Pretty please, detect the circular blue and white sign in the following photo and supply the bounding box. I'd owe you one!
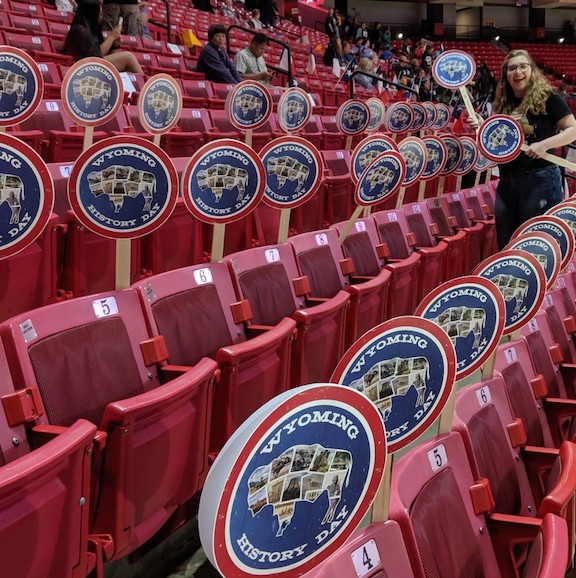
[354,150,406,207]
[277,87,312,133]
[68,136,178,239]
[182,138,266,225]
[199,384,387,578]
[546,202,576,241]
[421,101,438,131]
[226,80,273,131]
[398,136,427,186]
[384,101,413,134]
[0,46,43,127]
[421,136,448,180]
[409,102,427,133]
[440,135,463,175]
[336,99,370,135]
[512,215,575,271]
[473,250,546,334]
[454,136,478,176]
[415,276,505,379]
[138,73,183,135]
[61,57,123,126]
[260,136,323,209]
[365,97,386,132]
[0,133,54,258]
[477,115,523,163]
[474,150,493,172]
[350,134,398,184]
[431,102,451,132]
[504,232,562,291]
[332,316,456,452]
[432,50,476,89]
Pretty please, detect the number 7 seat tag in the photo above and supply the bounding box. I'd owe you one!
[351,539,381,578]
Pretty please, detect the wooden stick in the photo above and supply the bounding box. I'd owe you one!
[0,127,6,133]
[481,350,497,381]
[362,206,371,218]
[277,208,291,243]
[395,186,406,209]
[519,144,576,172]
[459,86,477,131]
[211,223,226,262]
[83,125,94,151]
[371,455,393,523]
[437,176,445,197]
[417,180,427,202]
[153,134,161,147]
[455,175,462,193]
[345,135,353,151]
[474,170,482,187]
[245,129,253,148]
[339,205,363,243]
[115,238,132,290]
[438,385,456,434]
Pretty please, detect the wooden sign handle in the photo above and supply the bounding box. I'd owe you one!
[153,134,161,147]
[395,186,406,209]
[459,86,477,132]
[115,238,131,290]
[417,180,427,202]
[371,455,393,523]
[277,208,291,243]
[520,143,576,172]
[437,176,446,197]
[211,223,226,262]
[339,205,363,243]
[83,125,94,152]
[345,135,353,151]
[245,129,253,148]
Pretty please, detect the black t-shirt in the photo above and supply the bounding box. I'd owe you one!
[499,91,572,175]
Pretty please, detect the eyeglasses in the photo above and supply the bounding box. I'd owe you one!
[506,63,531,73]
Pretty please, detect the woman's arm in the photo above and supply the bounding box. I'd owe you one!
[525,113,576,158]
[100,24,122,56]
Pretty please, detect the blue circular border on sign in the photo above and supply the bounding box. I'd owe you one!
[478,115,523,164]
[277,87,312,133]
[61,57,123,127]
[384,101,413,134]
[260,136,323,209]
[204,384,387,578]
[68,135,178,239]
[421,101,438,131]
[421,136,448,180]
[336,99,370,135]
[0,46,44,127]
[474,150,492,172]
[415,276,505,379]
[431,102,451,132]
[331,316,456,453]
[350,134,398,184]
[473,250,546,335]
[409,102,427,133]
[354,150,406,207]
[398,136,427,186]
[432,50,476,89]
[440,135,463,175]
[182,138,266,224]
[138,73,183,135]
[226,81,273,131]
[454,136,478,176]
[366,97,386,132]
[0,132,54,258]
[546,203,576,240]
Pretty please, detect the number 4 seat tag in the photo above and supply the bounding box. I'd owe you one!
[351,539,381,578]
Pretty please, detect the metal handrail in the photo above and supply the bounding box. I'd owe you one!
[274,14,302,41]
[348,70,418,99]
[149,0,171,43]
[226,24,294,87]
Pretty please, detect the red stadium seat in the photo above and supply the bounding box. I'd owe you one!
[0,290,217,560]
[179,79,215,108]
[463,184,498,260]
[321,150,354,224]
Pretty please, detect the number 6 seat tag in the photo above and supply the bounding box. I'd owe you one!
[351,539,381,578]
[93,296,119,318]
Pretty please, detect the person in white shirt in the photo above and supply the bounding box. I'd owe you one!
[234,33,274,83]
[247,9,264,29]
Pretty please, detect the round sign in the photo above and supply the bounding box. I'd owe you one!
[259,136,323,209]
[365,97,386,132]
[225,80,273,131]
[440,135,463,175]
[137,73,183,135]
[474,150,493,173]
[0,133,54,258]
[421,102,438,131]
[336,99,370,135]
[432,50,476,89]
[409,102,427,133]
[0,46,44,127]
[68,136,178,239]
[546,202,576,240]
[331,316,456,453]
[421,136,448,180]
[477,115,523,163]
[350,134,398,184]
[354,151,406,207]
[199,384,387,578]
[182,138,266,225]
[512,215,575,271]
[431,102,451,132]
[415,276,505,379]
[454,136,478,176]
[473,250,546,334]
[398,136,427,186]
[504,232,562,291]
[61,57,123,126]
[277,87,312,133]
[384,101,413,134]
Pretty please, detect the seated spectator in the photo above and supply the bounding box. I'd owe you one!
[196,24,242,84]
[323,37,342,67]
[247,9,264,29]
[354,57,375,91]
[234,33,274,83]
[220,0,238,20]
[341,40,355,65]
[62,0,143,73]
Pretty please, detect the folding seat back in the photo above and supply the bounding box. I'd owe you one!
[303,521,415,578]
[289,229,389,345]
[320,150,354,224]
[297,113,324,150]
[132,262,295,452]
[206,108,242,140]
[8,13,49,35]
[223,243,349,386]
[372,209,421,316]
[10,1,45,16]
[211,83,236,109]
[541,288,576,366]
[320,115,347,150]
[179,79,214,108]
[0,291,217,559]
[463,185,497,260]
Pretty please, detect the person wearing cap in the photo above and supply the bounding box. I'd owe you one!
[196,24,242,84]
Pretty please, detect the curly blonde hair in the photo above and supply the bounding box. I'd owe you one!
[493,49,552,116]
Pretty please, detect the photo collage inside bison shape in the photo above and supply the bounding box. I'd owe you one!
[433,306,486,348]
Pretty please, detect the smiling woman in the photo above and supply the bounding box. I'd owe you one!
[491,49,576,249]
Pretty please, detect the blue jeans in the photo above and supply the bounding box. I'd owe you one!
[495,164,563,249]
